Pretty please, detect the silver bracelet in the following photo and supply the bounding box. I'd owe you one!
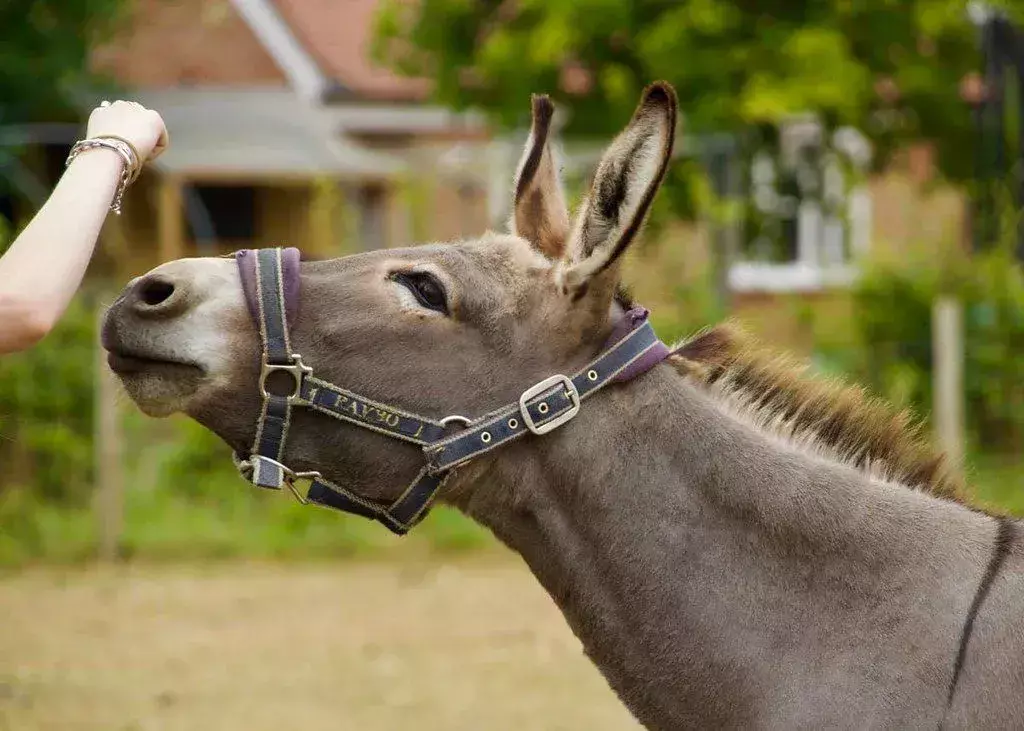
[65,138,140,215]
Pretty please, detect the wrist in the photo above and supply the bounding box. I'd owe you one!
[66,144,126,176]
[65,137,139,215]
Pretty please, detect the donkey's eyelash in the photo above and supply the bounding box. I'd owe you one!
[390,271,449,315]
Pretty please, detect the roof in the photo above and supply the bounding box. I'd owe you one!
[126,88,406,179]
[271,0,429,102]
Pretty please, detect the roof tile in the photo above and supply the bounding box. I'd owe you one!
[272,0,429,101]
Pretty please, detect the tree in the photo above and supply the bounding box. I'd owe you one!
[374,0,1021,190]
[0,0,128,210]
[0,0,127,124]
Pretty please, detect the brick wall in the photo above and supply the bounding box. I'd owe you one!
[91,0,286,87]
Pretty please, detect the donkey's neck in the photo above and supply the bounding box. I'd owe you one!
[446,364,997,729]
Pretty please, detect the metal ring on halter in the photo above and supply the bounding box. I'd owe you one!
[439,415,471,428]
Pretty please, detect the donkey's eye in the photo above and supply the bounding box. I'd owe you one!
[391,272,449,315]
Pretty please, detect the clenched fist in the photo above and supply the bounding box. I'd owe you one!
[86,99,169,164]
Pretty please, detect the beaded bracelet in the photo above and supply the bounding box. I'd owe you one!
[64,137,141,215]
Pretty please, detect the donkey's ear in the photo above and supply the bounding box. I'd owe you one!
[510,94,570,259]
[558,82,677,301]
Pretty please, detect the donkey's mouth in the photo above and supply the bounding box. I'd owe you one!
[104,346,208,418]
[106,349,203,377]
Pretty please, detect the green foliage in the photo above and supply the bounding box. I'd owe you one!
[968,453,1024,515]
[0,0,128,124]
[0,470,494,568]
[0,488,97,567]
[373,0,1016,188]
[0,0,129,207]
[0,292,98,503]
[651,274,724,344]
[820,245,1024,454]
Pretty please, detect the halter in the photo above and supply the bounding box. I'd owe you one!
[233,247,673,535]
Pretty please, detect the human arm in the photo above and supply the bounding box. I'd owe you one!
[0,100,167,354]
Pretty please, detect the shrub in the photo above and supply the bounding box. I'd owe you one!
[0,290,99,503]
[821,244,1024,454]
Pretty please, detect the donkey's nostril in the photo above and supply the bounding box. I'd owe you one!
[139,278,175,307]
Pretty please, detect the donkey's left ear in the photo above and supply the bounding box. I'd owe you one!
[510,94,571,259]
[558,82,677,301]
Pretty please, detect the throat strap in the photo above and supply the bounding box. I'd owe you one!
[234,247,674,535]
[424,320,665,474]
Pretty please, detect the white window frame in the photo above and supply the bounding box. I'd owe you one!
[729,118,872,294]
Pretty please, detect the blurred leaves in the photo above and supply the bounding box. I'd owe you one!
[373,0,1012,196]
[0,289,97,503]
[0,0,129,123]
[823,240,1024,454]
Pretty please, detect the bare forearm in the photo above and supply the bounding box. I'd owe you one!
[0,149,122,352]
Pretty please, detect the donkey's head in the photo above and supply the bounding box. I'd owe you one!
[102,83,677,505]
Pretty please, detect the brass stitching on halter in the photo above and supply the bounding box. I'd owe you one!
[303,401,436,446]
[305,376,446,425]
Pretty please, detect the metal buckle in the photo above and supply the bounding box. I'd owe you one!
[260,353,312,402]
[246,456,321,504]
[519,374,580,436]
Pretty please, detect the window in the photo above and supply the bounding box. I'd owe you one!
[184,184,258,250]
[730,118,872,293]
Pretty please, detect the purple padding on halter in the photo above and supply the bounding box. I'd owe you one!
[235,247,302,327]
[602,307,672,383]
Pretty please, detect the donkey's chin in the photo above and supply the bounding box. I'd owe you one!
[109,356,206,417]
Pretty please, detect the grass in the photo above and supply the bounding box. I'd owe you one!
[2,418,1022,569]
[0,473,495,569]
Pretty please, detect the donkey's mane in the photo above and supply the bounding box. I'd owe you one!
[670,322,967,503]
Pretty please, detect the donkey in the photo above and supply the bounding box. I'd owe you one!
[101,82,1024,729]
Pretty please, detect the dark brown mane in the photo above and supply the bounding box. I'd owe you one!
[671,322,967,503]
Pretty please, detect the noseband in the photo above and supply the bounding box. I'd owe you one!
[233,247,672,535]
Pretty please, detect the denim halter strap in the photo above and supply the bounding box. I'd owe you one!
[233,247,673,535]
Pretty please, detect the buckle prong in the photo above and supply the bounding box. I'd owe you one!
[519,374,580,435]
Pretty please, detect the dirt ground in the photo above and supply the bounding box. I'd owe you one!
[0,556,641,731]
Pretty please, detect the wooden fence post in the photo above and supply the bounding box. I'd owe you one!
[94,297,124,561]
[932,296,965,476]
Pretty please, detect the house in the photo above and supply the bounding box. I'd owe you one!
[81,0,499,276]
